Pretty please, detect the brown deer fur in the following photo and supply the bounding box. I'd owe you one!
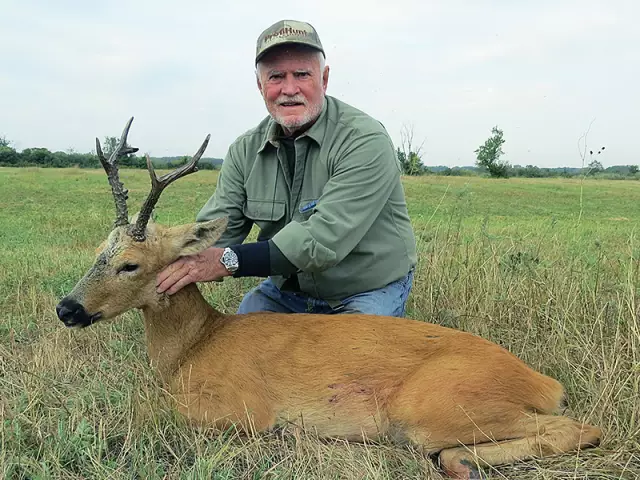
[57,215,602,479]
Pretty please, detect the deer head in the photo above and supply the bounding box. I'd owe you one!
[56,117,227,328]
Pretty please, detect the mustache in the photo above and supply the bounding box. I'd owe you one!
[276,95,307,105]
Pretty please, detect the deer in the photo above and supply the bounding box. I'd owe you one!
[55,118,601,479]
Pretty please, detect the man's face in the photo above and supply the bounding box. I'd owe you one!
[257,46,329,135]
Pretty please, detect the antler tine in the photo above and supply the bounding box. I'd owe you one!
[129,134,211,241]
[96,116,140,227]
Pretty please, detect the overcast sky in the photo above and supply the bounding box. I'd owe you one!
[1,0,637,168]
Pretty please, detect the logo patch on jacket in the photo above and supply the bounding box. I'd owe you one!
[299,200,317,213]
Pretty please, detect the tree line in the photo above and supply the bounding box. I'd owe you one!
[0,135,221,170]
[396,125,639,179]
[2,130,638,179]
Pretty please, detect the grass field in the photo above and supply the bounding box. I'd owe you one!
[1,166,639,479]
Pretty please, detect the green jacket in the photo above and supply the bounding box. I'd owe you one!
[197,95,417,305]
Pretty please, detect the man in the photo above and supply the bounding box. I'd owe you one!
[157,19,418,317]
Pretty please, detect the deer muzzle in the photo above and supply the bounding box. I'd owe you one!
[56,297,103,328]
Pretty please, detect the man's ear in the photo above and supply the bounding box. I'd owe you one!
[322,65,330,93]
[256,70,264,96]
[171,217,228,257]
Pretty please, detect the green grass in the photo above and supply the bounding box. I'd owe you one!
[1,167,639,479]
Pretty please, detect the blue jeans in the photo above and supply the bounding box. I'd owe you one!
[236,270,414,317]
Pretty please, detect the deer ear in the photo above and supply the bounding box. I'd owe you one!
[175,217,228,256]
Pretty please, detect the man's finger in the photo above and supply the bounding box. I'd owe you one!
[166,274,195,295]
[156,263,190,293]
[157,258,186,287]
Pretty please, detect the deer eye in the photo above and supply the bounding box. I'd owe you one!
[117,263,139,274]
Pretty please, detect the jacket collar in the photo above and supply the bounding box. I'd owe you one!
[258,96,328,153]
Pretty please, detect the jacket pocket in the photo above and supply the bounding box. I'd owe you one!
[243,199,286,240]
[243,199,286,221]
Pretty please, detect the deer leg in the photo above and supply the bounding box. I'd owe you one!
[172,392,276,434]
[436,415,601,479]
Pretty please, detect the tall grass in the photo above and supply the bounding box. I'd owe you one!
[0,168,638,479]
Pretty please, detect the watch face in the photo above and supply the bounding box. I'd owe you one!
[222,249,238,271]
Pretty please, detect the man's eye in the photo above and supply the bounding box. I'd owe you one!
[118,264,139,274]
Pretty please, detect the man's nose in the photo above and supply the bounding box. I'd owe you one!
[281,75,300,95]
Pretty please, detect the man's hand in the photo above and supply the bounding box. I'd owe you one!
[156,247,231,295]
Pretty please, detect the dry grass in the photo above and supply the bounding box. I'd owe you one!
[0,168,639,479]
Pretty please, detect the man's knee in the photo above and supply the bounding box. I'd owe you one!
[236,279,296,314]
[337,270,413,318]
[337,299,405,317]
[237,288,265,314]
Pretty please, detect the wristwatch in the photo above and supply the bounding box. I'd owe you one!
[220,247,239,275]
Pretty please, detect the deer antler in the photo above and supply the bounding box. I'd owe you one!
[129,134,211,241]
[96,117,139,227]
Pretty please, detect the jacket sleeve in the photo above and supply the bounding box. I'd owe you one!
[195,147,253,247]
[271,131,401,272]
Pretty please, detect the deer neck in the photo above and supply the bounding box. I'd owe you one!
[141,283,224,379]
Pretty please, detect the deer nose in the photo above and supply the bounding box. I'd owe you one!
[56,302,70,319]
[56,298,90,327]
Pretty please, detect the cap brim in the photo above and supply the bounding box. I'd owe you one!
[255,41,325,64]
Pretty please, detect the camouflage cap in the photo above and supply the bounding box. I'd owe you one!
[255,20,325,64]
